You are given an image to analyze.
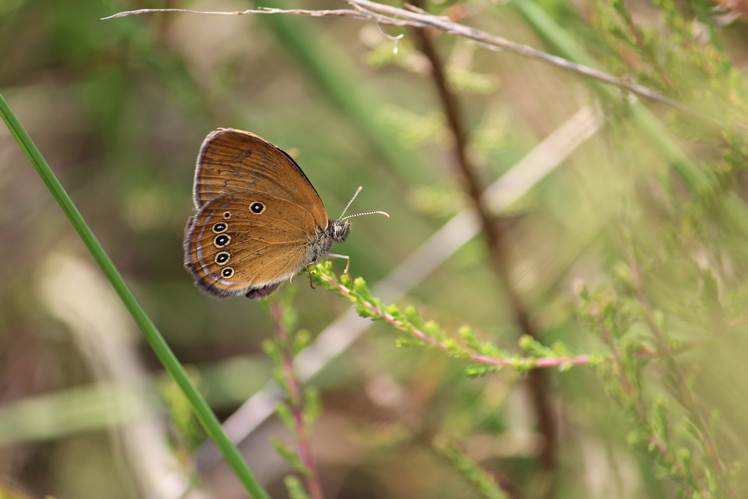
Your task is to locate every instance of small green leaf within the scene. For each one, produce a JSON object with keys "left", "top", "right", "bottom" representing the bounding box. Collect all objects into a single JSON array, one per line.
[
  {"left": 465, "top": 364, "right": 497, "bottom": 378},
  {"left": 340, "top": 271, "right": 352, "bottom": 287},
  {"left": 262, "top": 339, "right": 281, "bottom": 363},
  {"left": 284, "top": 476, "right": 311, "bottom": 499},
  {"left": 355, "top": 303, "right": 378, "bottom": 318},
  {"left": 458, "top": 325, "right": 475, "bottom": 342},
  {"left": 303, "top": 387, "right": 322, "bottom": 427},
  {"left": 423, "top": 320, "right": 447, "bottom": 341},
  {"left": 272, "top": 437, "right": 307, "bottom": 474},
  {"left": 518, "top": 335, "right": 553, "bottom": 357},
  {"left": 275, "top": 402, "right": 293, "bottom": 430},
  {"left": 404, "top": 306, "right": 425, "bottom": 328}
]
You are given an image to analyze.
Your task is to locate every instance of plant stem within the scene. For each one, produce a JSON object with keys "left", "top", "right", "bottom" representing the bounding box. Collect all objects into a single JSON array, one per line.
[
  {"left": 271, "top": 303, "right": 324, "bottom": 499},
  {"left": 0, "top": 92, "right": 271, "bottom": 499},
  {"left": 408, "top": 3, "right": 557, "bottom": 486}
]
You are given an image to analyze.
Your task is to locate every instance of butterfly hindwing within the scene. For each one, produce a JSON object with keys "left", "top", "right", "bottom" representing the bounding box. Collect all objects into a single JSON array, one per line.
[{"left": 184, "top": 191, "right": 322, "bottom": 298}]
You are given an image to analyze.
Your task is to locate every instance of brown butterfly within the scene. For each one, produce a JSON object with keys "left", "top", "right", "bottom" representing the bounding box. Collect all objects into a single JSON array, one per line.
[{"left": 184, "top": 128, "right": 386, "bottom": 299}]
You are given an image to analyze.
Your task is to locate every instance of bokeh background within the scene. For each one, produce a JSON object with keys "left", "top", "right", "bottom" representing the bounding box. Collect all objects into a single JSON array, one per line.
[{"left": 2, "top": 0, "right": 748, "bottom": 498}]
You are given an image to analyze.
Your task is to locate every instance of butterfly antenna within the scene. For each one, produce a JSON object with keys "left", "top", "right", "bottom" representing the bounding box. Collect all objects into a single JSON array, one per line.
[
  {"left": 339, "top": 186, "right": 390, "bottom": 220},
  {"left": 339, "top": 186, "right": 362, "bottom": 219},
  {"left": 342, "top": 210, "right": 390, "bottom": 220}
]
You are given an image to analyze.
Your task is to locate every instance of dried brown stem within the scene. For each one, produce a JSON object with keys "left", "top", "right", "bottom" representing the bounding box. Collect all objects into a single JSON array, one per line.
[
  {"left": 101, "top": 0, "right": 744, "bottom": 128},
  {"left": 406, "top": 6, "right": 558, "bottom": 485}
]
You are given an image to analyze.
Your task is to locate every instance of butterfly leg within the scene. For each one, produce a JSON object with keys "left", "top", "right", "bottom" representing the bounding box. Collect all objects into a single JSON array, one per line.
[
  {"left": 303, "top": 266, "right": 316, "bottom": 289},
  {"left": 328, "top": 253, "right": 351, "bottom": 275}
]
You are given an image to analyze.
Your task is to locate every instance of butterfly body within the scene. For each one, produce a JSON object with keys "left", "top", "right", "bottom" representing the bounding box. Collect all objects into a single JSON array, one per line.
[{"left": 184, "top": 128, "right": 352, "bottom": 299}]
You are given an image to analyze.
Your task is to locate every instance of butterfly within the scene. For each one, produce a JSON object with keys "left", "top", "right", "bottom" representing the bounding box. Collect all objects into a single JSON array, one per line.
[{"left": 183, "top": 128, "right": 386, "bottom": 299}]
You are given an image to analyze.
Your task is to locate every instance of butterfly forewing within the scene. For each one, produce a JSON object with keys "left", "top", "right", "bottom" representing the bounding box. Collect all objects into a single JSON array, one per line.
[{"left": 194, "top": 129, "right": 328, "bottom": 225}]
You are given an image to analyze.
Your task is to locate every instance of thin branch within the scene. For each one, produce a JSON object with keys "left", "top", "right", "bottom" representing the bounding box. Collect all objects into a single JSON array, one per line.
[
  {"left": 320, "top": 271, "right": 657, "bottom": 369},
  {"left": 102, "top": 7, "right": 372, "bottom": 21},
  {"left": 270, "top": 303, "right": 324, "bottom": 499},
  {"left": 407, "top": 0, "right": 560, "bottom": 482},
  {"left": 101, "top": 0, "right": 739, "bottom": 126}
]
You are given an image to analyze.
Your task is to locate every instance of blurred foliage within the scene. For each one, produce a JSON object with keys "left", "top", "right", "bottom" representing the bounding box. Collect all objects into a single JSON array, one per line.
[{"left": 2, "top": 0, "right": 748, "bottom": 498}]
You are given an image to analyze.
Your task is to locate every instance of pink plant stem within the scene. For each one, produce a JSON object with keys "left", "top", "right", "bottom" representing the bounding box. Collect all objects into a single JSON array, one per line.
[
  {"left": 324, "top": 276, "right": 657, "bottom": 368},
  {"left": 271, "top": 303, "right": 325, "bottom": 499}
]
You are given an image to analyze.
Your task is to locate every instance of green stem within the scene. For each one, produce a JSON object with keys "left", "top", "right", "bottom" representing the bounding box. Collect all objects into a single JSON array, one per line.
[{"left": 0, "top": 92, "right": 270, "bottom": 499}]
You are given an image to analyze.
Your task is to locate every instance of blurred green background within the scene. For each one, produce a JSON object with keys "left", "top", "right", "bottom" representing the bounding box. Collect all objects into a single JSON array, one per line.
[{"left": 3, "top": 0, "right": 748, "bottom": 497}]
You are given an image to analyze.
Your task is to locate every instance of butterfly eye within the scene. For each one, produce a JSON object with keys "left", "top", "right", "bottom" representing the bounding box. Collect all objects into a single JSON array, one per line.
[
  {"left": 215, "top": 251, "right": 230, "bottom": 265},
  {"left": 212, "top": 222, "right": 228, "bottom": 233},
  {"left": 214, "top": 234, "right": 231, "bottom": 248},
  {"left": 249, "top": 202, "right": 266, "bottom": 214},
  {"left": 223, "top": 211, "right": 231, "bottom": 219},
  {"left": 221, "top": 267, "right": 235, "bottom": 278}
]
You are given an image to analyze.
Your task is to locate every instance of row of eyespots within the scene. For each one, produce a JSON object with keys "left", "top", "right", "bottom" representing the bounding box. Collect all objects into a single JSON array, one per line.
[
  {"left": 212, "top": 217, "right": 234, "bottom": 278},
  {"left": 207, "top": 203, "right": 265, "bottom": 281}
]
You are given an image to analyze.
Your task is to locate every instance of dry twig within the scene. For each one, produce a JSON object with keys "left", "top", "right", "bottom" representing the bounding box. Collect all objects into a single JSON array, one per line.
[{"left": 102, "top": 0, "right": 699, "bottom": 116}]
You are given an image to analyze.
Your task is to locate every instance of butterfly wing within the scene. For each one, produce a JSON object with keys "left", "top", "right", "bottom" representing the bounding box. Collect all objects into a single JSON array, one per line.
[
  {"left": 184, "top": 191, "right": 321, "bottom": 298},
  {"left": 193, "top": 128, "right": 328, "bottom": 226}
]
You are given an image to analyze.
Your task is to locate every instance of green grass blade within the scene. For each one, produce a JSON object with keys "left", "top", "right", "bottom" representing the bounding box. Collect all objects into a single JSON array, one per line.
[{"left": 0, "top": 92, "right": 270, "bottom": 499}]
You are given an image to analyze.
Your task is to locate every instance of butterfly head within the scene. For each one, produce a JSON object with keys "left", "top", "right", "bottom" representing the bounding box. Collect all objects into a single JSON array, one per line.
[{"left": 329, "top": 218, "right": 352, "bottom": 243}]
